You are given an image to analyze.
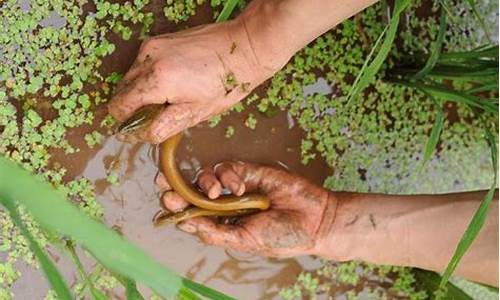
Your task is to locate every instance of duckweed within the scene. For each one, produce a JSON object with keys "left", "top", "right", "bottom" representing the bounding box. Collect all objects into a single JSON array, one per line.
[
  {"left": 164, "top": 0, "right": 246, "bottom": 23},
  {"left": 0, "top": 0, "right": 153, "bottom": 297}
]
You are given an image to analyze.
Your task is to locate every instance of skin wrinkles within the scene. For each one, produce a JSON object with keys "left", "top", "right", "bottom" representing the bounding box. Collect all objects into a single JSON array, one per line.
[{"left": 259, "top": 212, "right": 314, "bottom": 251}]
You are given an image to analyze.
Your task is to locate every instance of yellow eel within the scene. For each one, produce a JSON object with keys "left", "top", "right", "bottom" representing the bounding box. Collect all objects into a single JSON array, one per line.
[{"left": 117, "top": 104, "right": 270, "bottom": 225}]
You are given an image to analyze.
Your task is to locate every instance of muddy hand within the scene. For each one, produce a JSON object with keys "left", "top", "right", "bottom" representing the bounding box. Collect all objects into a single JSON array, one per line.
[
  {"left": 108, "top": 18, "right": 284, "bottom": 144},
  {"left": 157, "top": 162, "right": 338, "bottom": 258}
]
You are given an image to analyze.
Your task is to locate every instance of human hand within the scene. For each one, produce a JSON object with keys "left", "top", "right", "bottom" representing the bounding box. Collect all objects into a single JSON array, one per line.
[
  {"left": 156, "top": 162, "right": 338, "bottom": 258},
  {"left": 109, "top": 18, "right": 287, "bottom": 144}
]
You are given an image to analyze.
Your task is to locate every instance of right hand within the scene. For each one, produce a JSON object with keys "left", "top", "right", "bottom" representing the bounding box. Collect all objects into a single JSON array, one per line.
[
  {"left": 109, "top": 18, "right": 285, "bottom": 144},
  {"left": 156, "top": 161, "right": 338, "bottom": 258}
]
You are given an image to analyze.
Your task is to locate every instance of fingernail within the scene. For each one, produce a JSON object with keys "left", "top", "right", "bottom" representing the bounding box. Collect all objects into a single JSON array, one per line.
[
  {"left": 232, "top": 182, "right": 244, "bottom": 196},
  {"left": 208, "top": 184, "right": 219, "bottom": 199},
  {"left": 178, "top": 221, "right": 196, "bottom": 233}
]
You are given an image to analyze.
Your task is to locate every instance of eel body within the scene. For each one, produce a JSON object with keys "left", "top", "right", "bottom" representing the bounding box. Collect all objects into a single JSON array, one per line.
[
  {"left": 156, "top": 133, "right": 270, "bottom": 224},
  {"left": 118, "top": 104, "right": 270, "bottom": 225}
]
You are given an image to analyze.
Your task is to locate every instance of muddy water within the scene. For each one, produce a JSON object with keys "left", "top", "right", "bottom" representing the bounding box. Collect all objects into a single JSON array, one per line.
[{"left": 82, "top": 107, "right": 331, "bottom": 299}]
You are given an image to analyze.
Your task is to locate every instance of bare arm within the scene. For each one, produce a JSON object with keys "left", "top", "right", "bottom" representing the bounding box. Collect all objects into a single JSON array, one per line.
[
  {"left": 241, "top": 0, "right": 379, "bottom": 71},
  {"left": 318, "top": 191, "right": 499, "bottom": 286},
  {"left": 159, "top": 162, "right": 499, "bottom": 286}
]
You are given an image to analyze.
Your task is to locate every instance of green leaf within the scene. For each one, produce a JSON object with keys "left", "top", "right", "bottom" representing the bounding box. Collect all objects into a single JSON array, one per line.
[
  {"left": 438, "top": 123, "right": 498, "bottom": 290},
  {"left": 438, "top": 45, "right": 499, "bottom": 62},
  {"left": 216, "top": 0, "right": 239, "bottom": 22},
  {"left": 0, "top": 157, "right": 233, "bottom": 300},
  {"left": 413, "top": 9, "right": 447, "bottom": 80},
  {"left": 395, "top": 80, "right": 498, "bottom": 114},
  {"left": 423, "top": 103, "right": 445, "bottom": 164},
  {"left": 0, "top": 200, "right": 72, "bottom": 300},
  {"left": 346, "top": 0, "right": 411, "bottom": 102}
]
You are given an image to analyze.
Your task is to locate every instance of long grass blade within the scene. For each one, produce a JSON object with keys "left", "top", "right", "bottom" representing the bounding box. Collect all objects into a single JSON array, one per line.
[
  {"left": 438, "top": 45, "right": 499, "bottom": 62},
  {"left": 467, "top": 82, "right": 499, "bottom": 94},
  {"left": 413, "top": 9, "right": 447, "bottom": 80},
  {"left": 346, "top": 24, "right": 389, "bottom": 101},
  {"left": 346, "top": 0, "right": 411, "bottom": 102},
  {"left": 0, "top": 200, "right": 72, "bottom": 300},
  {"left": 423, "top": 104, "right": 445, "bottom": 164},
  {"left": 424, "top": 65, "right": 498, "bottom": 83},
  {"left": 438, "top": 123, "right": 498, "bottom": 289},
  {"left": 396, "top": 81, "right": 499, "bottom": 114},
  {"left": 216, "top": 0, "right": 239, "bottom": 22},
  {"left": 0, "top": 156, "right": 233, "bottom": 300}
]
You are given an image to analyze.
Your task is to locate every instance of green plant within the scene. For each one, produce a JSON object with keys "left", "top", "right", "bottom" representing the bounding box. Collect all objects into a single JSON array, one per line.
[
  {"left": 346, "top": 0, "right": 411, "bottom": 103},
  {"left": 391, "top": 39, "right": 498, "bottom": 294},
  {"left": 0, "top": 156, "right": 234, "bottom": 300}
]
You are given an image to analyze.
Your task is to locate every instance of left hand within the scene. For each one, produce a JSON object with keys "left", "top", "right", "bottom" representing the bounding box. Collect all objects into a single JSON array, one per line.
[{"left": 155, "top": 161, "right": 337, "bottom": 258}]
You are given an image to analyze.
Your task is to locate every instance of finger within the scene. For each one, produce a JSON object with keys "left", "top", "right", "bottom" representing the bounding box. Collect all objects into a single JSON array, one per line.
[
  {"left": 155, "top": 172, "right": 171, "bottom": 192},
  {"left": 214, "top": 162, "right": 245, "bottom": 196},
  {"left": 139, "top": 103, "right": 198, "bottom": 144},
  {"left": 220, "top": 161, "right": 287, "bottom": 194},
  {"left": 162, "top": 191, "right": 190, "bottom": 212},
  {"left": 108, "top": 71, "right": 166, "bottom": 122},
  {"left": 196, "top": 168, "right": 222, "bottom": 199},
  {"left": 178, "top": 218, "right": 259, "bottom": 253}
]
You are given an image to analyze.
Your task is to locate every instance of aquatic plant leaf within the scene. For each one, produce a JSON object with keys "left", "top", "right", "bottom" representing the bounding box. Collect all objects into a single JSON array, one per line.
[
  {"left": 413, "top": 9, "right": 447, "bottom": 80},
  {"left": 438, "top": 123, "right": 498, "bottom": 290},
  {"left": 346, "top": 0, "right": 411, "bottom": 102},
  {"left": 216, "top": 0, "right": 239, "bottom": 22},
  {"left": 0, "top": 200, "right": 72, "bottom": 300},
  {"left": 423, "top": 104, "right": 445, "bottom": 164},
  {"left": 0, "top": 156, "right": 232, "bottom": 300}
]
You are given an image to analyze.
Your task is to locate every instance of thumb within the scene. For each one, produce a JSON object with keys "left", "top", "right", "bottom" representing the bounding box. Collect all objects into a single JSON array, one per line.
[{"left": 178, "top": 218, "right": 259, "bottom": 253}]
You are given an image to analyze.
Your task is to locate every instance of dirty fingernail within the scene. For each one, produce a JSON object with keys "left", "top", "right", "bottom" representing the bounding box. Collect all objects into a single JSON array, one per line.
[{"left": 178, "top": 221, "right": 197, "bottom": 234}]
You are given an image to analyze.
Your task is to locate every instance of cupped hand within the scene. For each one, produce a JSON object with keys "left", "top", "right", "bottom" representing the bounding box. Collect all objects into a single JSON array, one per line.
[
  {"left": 109, "top": 19, "right": 282, "bottom": 144},
  {"left": 156, "top": 162, "right": 338, "bottom": 258}
]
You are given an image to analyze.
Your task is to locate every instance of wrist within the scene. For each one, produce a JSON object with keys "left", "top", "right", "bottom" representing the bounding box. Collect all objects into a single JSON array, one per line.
[
  {"left": 234, "top": 1, "right": 297, "bottom": 77},
  {"left": 313, "top": 192, "right": 353, "bottom": 261}
]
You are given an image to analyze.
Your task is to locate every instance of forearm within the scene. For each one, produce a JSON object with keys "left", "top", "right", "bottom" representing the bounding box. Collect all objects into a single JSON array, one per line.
[
  {"left": 317, "top": 191, "right": 499, "bottom": 286},
  {"left": 236, "top": 0, "right": 378, "bottom": 72}
]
